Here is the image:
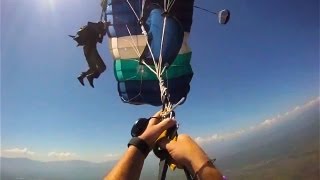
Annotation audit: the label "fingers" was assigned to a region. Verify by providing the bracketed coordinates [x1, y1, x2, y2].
[148, 111, 162, 126]
[158, 138, 172, 150]
[156, 118, 176, 131]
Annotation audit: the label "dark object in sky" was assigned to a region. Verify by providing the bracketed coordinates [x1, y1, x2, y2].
[218, 9, 230, 25]
[70, 22, 107, 88]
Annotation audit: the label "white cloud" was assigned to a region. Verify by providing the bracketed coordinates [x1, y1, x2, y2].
[195, 97, 319, 145]
[195, 134, 223, 144]
[2, 147, 35, 156]
[260, 118, 277, 127]
[293, 106, 300, 111]
[261, 119, 272, 126]
[104, 153, 119, 158]
[195, 130, 246, 144]
[249, 125, 256, 131]
[104, 153, 120, 161]
[304, 97, 320, 108]
[48, 151, 76, 159]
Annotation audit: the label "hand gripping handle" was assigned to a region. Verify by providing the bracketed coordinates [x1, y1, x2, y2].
[153, 112, 178, 171]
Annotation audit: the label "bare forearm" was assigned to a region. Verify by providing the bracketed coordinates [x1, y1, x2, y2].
[188, 157, 222, 180]
[159, 134, 223, 180]
[104, 146, 145, 180]
[194, 163, 223, 180]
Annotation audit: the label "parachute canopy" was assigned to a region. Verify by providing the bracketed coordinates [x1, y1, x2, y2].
[105, 0, 194, 106]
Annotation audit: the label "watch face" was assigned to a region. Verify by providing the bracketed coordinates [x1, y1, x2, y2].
[131, 118, 149, 137]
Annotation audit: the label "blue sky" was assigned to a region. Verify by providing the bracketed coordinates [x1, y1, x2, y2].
[1, 0, 319, 162]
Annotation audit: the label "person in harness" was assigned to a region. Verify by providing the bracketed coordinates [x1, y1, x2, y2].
[70, 21, 107, 88]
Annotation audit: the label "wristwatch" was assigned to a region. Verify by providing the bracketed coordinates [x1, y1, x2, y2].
[128, 137, 150, 157]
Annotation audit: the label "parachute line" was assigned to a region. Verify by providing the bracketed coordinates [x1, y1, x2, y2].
[126, 0, 158, 71]
[141, 0, 147, 18]
[120, 67, 145, 103]
[158, 16, 167, 76]
[100, 0, 108, 22]
[125, 25, 158, 75]
[125, 0, 183, 111]
[143, 36, 158, 71]
[164, 0, 167, 12]
[141, 61, 157, 76]
[167, 0, 177, 12]
[157, 16, 171, 109]
[125, 25, 142, 57]
[126, 0, 140, 21]
[160, 65, 167, 76]
[193, 5, 217, 15]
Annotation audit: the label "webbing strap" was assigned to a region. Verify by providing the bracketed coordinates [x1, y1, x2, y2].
[158, 159, 168, 180]
[157, 159, 193, 180]
[184, 167, 193, 180]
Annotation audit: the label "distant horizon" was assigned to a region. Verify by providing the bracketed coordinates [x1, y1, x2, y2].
[2, 97, 319, 163]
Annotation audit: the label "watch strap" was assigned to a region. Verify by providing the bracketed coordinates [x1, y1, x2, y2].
[128, 137, 150, 157]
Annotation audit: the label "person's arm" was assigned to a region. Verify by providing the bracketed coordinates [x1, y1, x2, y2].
[190, 157, 222, 180]
[103, 146, 145, 180]
[159, 134, 223, 180]
[104, 112, 176, 180]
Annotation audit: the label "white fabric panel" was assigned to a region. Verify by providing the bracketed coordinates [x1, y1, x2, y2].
[108, 35, 146, 59]
[179, 32, 191, 54]
[108, 33, 191, 60]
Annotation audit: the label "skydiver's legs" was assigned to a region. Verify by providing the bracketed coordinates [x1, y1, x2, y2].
[86, 45, 98, 88]
[77, 73, 86, 86]
[77, 45, 94, 86]
[77, 68, 96, 87]
[77, 68, 96, 86]
[77, 45, 97, 87]
[84, 45, 97, 70]
[83, 44, 107, 88]
[95, 51, 106, 73]
[86, 72, 98, 88]
[86, 44, 106, 74]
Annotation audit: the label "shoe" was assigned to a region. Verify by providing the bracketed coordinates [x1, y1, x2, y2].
[77, 76, 85, 86]
[87, 75, 94, 88]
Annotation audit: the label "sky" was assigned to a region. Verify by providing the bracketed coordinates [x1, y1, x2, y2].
[1, 0, 319, 162]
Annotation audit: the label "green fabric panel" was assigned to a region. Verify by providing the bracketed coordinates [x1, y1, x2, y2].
[114, 52, 193, 81]
[114, 61, 123, 81]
